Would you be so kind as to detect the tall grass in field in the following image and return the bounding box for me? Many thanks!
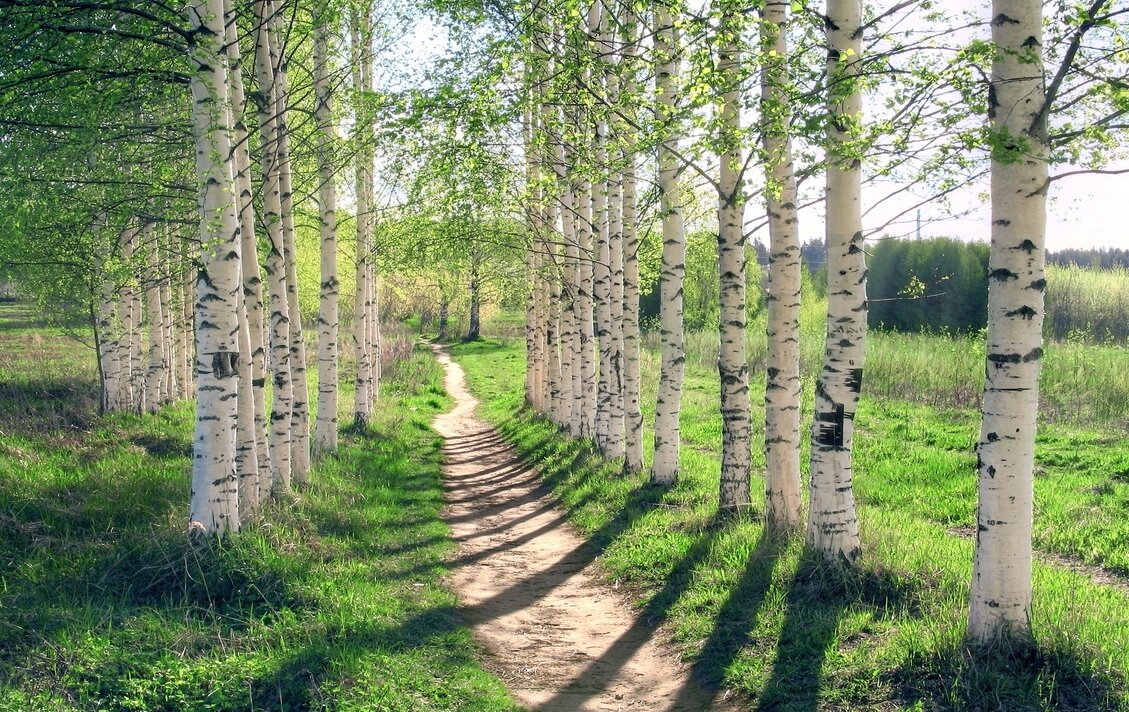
[1046,264,1129,344]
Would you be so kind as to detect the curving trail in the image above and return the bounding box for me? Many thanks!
[431,344,736,712]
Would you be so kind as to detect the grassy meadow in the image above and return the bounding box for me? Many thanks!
[449,306,1129,710]
[0,303,516,711]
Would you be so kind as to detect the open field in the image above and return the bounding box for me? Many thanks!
[0,304,516,711]
[449,326,1129,711]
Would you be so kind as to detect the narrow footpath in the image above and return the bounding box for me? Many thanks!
[431,344,737,711]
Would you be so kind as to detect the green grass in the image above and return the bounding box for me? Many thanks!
[448,333,1129,711]
[0,304,516,711]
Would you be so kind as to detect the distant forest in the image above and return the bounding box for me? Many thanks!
[1045,247,1129,268]
[757,240,1129,272]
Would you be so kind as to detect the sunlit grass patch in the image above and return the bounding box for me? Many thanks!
[450,334,1129,710]
[0,306,514,711]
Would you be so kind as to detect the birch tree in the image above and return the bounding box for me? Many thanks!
[967,0,1049,645]
[313,9,341,455]
[761,0,803,532]
[716,0,751,511]
[253,0,294,493]
[807,0,864,562]
[352,4,375,430]
[651,0,687,486]
[187,0,243,535]
[620,7,644,473]
[225,1,271,501]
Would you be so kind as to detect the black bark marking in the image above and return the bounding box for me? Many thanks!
[987,465,996,478]
[815,402,845,448]
[1028,278,1047,291]
[987,432,999,442]
[212,351,238,379]
[1014,239,1037,253]
[1022,347,1043,362]
[992,13,1019,25]
[988,352,1021,364]
[993,218,1011,226]
[990,268,1019,281]
[1006,305,1037,320]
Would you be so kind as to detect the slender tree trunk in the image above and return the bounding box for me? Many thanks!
[313,14,340,455]
[761,0,803,533]
[179,264,195,401]
[968,0,1047,645]
[120,225,144,414]
[807,0,864,562]
[604,12,626,460]
[159,231,177,404]
[552,104,575,428]
[267,4,311,485]
[523,92,539,408]
[717,1,751,511]
[253,0,293,493]
[187,0,243,535]
[620,14,644,473]
[368,224,381,404]
[467,252,482,341]
[96,217,126,413]
[144,223,165,414]
[351,6,374,430]
[226,3,271,493]
[577,156,596,438]
[651,0,687,486]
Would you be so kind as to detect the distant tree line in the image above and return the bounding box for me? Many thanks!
[1046,247,1129,269]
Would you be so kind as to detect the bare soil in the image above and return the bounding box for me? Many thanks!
[432,345,737,711]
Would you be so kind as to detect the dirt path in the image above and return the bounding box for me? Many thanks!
[431,345,737,712]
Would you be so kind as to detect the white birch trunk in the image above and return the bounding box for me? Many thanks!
[967,0,1047,645]
[96,218,128,413]
[523,91,539,408]
[606,157,626,461]
[313,16,340,455]
[620,14,644,473]
[179,265,195,401]
[268,4,311,485]
[188,0,243,535]
[351,8,374,429]
[143,224,165,413]
[159,232,177,404]
[761,0,803,533]
[717,2,751,511]
[253,0,293,493]
[120,226,144,414]
[577,161,596,438]
[553,106,576,432]
[807,0,864,562]
[226,1,271,493]
[651,0,687,485]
